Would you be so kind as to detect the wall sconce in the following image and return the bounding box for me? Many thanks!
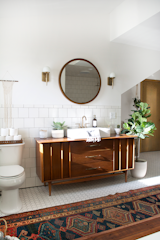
[108,72,116,88]
[42,66,50,85]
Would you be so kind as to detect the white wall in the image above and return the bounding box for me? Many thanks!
[0,0,160,188]
[110,0,160,41]
[121,84,140,125]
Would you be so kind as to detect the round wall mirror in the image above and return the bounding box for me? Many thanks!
[59,58,101,104]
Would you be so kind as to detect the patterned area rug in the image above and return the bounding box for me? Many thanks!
[1,184,160,240]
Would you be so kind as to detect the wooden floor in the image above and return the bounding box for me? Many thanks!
[80,214,160,240]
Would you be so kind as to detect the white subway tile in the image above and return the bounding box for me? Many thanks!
[44,118,53,128]
[19,108,28,118]
[72,105,81,109]
[24,118,35,128]
[68,109,76,118]
[12,104,23,108]
[35,177,43,187]
[63,105,71,108]
[24,104,34,108]
[29,108,38,117]
[59,108,68,117]
[25,168,31,178]
[26,178,36,188]
[71,118,81,128]
[34,104,43,108]
[31,168,37,177]
[43,104,54,108]
[29,128,39,138]
[64,118,71,127]
[92,108,100,117]
[76,109,85,117]
[24,138,32,148]
[48,108,59,118]
[0,108,4,118]
[12,108,18,118]
[0,119,2,128]
[84,109,92,118]
[39,108,48,117]
[23,148,30,159]
[25,158,36,168]
[19,128,30,138]
[98,106,105,109]
[88,106,96,109]
[100,109,108,117]
[14,118,24,128]
[30,148,36,158]
[35,118,44,128]
[97,117,105,127]
[81,106,88,109]
[54,105,62,108]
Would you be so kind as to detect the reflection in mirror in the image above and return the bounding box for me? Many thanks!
[59,59,101,104]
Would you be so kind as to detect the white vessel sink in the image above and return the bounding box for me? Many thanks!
[66,127,110,139]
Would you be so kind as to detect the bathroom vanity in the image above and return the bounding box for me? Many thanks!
[35,135,135,196]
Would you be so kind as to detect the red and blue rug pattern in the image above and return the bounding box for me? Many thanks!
[1,184,160,239]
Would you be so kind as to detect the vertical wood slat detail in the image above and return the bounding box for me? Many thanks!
[113,140,115,171]
[126,139,129,169]
[69,143,71,177]
[61,143,63,179]
[132,138,135,168]
[119,140,121,170]
[50,146,52,179]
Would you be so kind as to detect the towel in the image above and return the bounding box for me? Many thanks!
[86,129,101,142]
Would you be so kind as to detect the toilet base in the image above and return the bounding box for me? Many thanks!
[0,188,22,214]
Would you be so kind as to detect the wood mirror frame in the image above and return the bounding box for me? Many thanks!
[59,58,101,104]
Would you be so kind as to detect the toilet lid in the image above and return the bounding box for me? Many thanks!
[0,165,24,178]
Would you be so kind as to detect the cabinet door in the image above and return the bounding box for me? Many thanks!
[71,140,113,177]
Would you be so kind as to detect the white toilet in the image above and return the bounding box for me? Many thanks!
[0,142,25,214]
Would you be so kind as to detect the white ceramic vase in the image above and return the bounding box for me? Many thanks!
[114,128,121,135]
[131,159,147,178]
[51,130,64,138]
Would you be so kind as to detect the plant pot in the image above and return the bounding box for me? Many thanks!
[131,159,147,178]
[51,129,64,138]
[114,128,121,135]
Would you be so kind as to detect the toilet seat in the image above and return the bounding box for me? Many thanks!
[0,165,24,178]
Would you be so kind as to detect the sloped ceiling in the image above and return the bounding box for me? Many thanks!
[112,12,160,52]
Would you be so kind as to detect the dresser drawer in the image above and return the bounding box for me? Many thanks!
[71,157,113,177]
[71,140,113,177]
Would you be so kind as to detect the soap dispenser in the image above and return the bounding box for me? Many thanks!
[92,115,97,127]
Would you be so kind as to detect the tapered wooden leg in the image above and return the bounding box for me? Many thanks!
[44,182,46,186]
[48,182,52,196]
[125,171,128,182]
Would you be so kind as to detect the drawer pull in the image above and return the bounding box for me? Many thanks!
[85,155,101,158]
[89,144,101,147]
[86,167,101,170]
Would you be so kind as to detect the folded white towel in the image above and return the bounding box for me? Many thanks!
[86,129,101,142]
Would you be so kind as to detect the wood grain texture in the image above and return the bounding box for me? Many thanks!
[35,134,136,144]
[35,136,135,195]
[141,79,160,152]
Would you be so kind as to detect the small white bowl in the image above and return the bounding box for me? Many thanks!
[39,130,47,138]
[115,128,122,135]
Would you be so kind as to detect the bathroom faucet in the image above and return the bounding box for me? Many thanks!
[82,116,87,128]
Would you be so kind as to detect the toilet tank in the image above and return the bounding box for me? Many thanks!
[0,142,25,166]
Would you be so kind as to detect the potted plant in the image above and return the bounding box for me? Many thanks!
[122,98,156,178]
[115,124,121,135]
[51,121,67,138]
